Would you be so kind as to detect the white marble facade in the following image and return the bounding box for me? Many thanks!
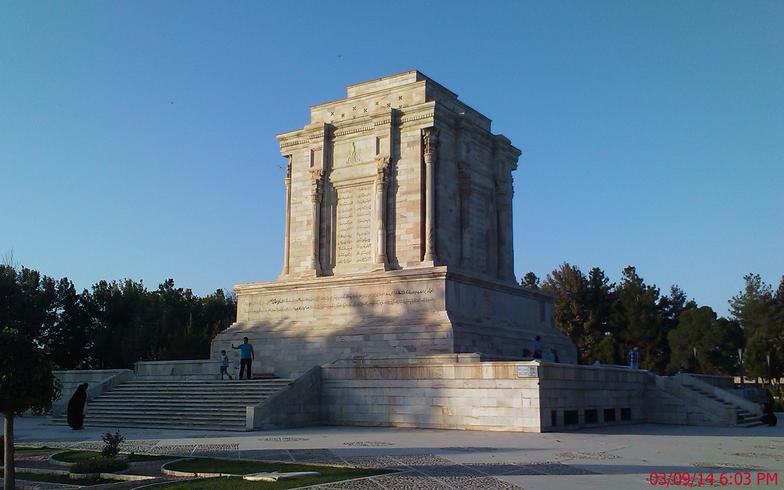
[212,71,577,377]
[276,70,518,280]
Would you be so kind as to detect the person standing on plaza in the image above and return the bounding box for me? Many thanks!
[628,346,640,369]
[219,349,233,380]
[531,335,543,360]
[232,337,254,380]
[67,383,88,429]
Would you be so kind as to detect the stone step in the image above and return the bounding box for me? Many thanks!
[84,414,245,425]
[52,414,246,426]
[109,387,285,392]
[105,389,284,395]
[111,384,290,390]
[95,390,279,400]
[87,402,255,409]
[86,407,248,415]
[113,385,290,391]
[120,379,292,385]
[86,406,255,413]
[103,387,283,392]
[99,389,279,394]
[65,417,247,429]
[72,420,247,431]
[82,412,246,423]
[88,406,261,413]
[91,399,269,406]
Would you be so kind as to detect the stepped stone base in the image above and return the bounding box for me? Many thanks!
[50,363,762,432]
[211,267,577,378]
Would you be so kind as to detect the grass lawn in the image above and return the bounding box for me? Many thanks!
[161,458,383,489]
[52,449,173,463]
[1,470,120,485]
[159,473,380,489]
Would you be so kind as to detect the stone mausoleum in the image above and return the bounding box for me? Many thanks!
[211,70,577,377]
[51,72,764,433]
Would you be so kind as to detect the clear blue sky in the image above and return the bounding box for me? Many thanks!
[1,1,782,315]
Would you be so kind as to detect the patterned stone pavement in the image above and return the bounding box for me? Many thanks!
[17,440,604,488]
[15,418,784,490]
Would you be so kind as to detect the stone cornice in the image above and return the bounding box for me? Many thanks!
[235,265,553,302]
[445,269,556,302]
[278,123,328,150]
[310,80,428,111]
[333,121,375,138]
[236,266,449,294]
[396,101,436,128]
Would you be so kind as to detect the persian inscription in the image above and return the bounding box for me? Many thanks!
[355,187,372,262]
[248,288,435,314]
[336,189,354,263]
[335,184,373,265]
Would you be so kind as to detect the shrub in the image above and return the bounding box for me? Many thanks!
[71,456,128,474]
[101,431,125,459]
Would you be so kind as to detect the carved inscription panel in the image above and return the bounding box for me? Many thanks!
[246,286,436,316]
[336,185,373,265]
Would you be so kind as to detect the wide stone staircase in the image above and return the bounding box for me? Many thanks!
[679,380,763,427]
[51,378,293,431]
[647,373,764,427]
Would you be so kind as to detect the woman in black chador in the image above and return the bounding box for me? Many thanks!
[67,383,88,429]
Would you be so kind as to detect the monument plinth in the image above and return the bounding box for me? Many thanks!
[212,71,576,376]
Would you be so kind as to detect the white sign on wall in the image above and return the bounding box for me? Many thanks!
[516,365,539,378]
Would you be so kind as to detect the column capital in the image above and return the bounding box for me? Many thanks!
[375,155,390,183]
[284,157,292,187]
[422,127,439,164]
[310,168,324,203]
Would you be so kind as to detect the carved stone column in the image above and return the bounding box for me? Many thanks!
[496,174,514,281]
[281,156,292,277]
[422,128,439,263]
[374,156,390,266]
[457,160,471,267]
[309,168,324,275]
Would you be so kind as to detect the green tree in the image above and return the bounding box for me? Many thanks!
[583,267,617,363]
[1,328,62,490]
[542,265,623,364]
[729,274,783,383]
[0,266,63,487]
[659,285,697,332]
[541,263,589,361]
[613,266,667,372]
[0,266,57,339]
[88,279,153,368]
[86,278,237,368]
[521,272,540,289]
[667,306,743,374]
[44,278,95,368]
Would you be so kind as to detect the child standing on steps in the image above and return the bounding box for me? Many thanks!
[220,349,233,380]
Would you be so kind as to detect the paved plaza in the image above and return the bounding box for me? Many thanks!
[8,415,783,489]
